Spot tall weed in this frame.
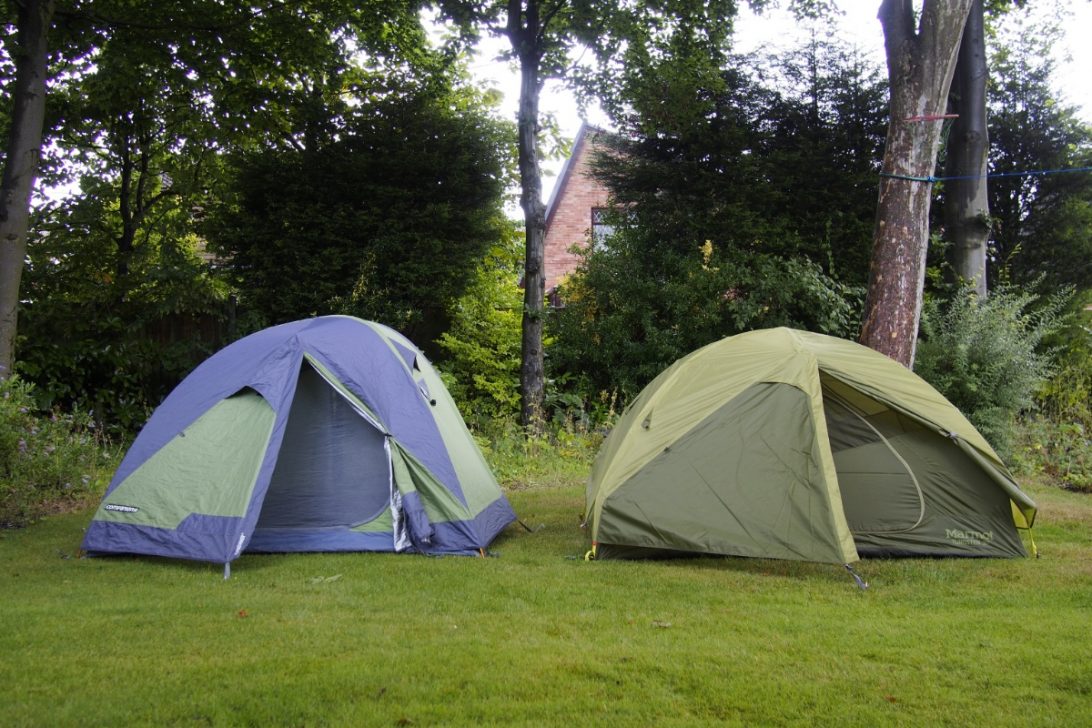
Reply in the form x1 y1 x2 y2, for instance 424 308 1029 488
0 377 116 526
1014 306 1092 490
477 420 606 491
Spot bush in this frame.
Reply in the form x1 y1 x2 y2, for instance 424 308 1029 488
549 236 862 411
0 377 117 527
914 284 1069 460
476 419 605 491
1013 302 1092 491
435 237 523 431
21 216 232 433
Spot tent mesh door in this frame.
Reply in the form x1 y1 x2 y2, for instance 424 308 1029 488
822 390 925 534
256 363 390 529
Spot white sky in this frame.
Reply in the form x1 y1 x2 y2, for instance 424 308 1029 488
467 1 1092 202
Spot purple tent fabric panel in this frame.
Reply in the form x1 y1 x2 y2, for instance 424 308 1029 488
246 528 396 553
399 490 436 550
426 496 517 554
82 513 246 563
302 320 466 505
390 338 419 372
105 324 305 494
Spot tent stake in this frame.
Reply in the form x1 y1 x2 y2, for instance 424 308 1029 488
223 562 231 580
843 563 869 590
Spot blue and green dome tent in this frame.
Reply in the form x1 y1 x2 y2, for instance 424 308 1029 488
83 316 515 569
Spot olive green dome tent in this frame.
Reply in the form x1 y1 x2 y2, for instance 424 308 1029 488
585 328 1037 563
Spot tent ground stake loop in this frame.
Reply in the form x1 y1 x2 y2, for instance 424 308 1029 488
844 563 868 590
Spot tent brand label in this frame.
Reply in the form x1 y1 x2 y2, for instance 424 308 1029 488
946 528 993 544
104 504 140 513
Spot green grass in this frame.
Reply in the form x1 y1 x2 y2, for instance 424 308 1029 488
2 468 1090 726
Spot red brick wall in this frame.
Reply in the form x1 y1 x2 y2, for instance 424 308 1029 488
543 129 612 290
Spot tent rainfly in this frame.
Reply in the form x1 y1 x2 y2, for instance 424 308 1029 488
83 316 515 572
585 328 1037 564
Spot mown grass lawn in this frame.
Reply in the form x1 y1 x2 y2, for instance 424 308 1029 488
1 465 1090 727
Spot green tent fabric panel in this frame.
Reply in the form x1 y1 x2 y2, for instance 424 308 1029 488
853 428 1028 557
833 446 924 533
352 507 393 533
956 440 1037 529
390 443 472 526
588 334 821 528
410 353 501 517
362 321 503 518
823 395 925 534
94 390 275 529
597 383 857 564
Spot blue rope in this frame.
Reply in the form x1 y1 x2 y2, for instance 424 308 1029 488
880 165 1092 184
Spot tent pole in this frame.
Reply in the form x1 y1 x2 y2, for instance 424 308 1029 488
223 562 231 580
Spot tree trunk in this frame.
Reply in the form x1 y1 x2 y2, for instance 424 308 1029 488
860 0 973 367
507 0 548 434
0 0 55 379
943 0 989 297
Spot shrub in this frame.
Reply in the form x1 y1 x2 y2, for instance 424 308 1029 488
549 235 862 411
20 219 231 433
476 419 604 491
0 377 116 527
435 236 523 432
1014 301 1092 491
914 284 1069 460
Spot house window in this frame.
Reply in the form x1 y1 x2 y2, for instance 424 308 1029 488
591 207 615 248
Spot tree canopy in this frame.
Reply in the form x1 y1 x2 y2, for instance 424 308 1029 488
986 10 1092 291
205 78 513 343
549 38 880 402
4 0 511 425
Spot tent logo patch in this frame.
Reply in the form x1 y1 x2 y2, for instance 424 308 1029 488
104 504 140 513
946 528 993 545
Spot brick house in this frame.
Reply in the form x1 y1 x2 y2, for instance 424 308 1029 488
543 123 613 297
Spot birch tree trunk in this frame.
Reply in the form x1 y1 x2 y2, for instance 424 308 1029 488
943 0 989 297
859 0 973 367
0 0 55 379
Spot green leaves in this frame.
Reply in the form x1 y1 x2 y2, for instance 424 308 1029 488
436 234 524 426
205 81 513 338
915 284 1070 458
